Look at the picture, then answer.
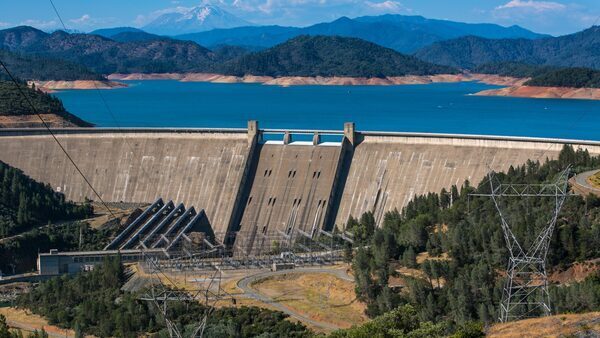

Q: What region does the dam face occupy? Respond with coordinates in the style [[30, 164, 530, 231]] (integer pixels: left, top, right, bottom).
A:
[[0, 130, 250, 235], [1, 125, 600, 247], [334, 134, 598, 227]]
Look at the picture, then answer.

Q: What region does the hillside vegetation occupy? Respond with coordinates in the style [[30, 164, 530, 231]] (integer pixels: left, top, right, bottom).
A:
[[345, 145, 600, 323], [415, 26, 600, 69], [473, 62, 600, 88], [0, 81, 92, 126], [472, 62, 560, 78], [0, 160, 99, 273], [525, 67, 600, 88], [0, 49, 104, 81], [219, 35, 457, 78], [0, 160, 92, 238]]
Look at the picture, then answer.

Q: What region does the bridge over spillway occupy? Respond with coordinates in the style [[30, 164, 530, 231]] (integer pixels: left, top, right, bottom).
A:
[[1, 122, 600, 249]]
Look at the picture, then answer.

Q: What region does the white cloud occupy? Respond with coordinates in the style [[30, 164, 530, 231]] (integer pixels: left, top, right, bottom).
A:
[[65, 14, 116, 30], [495, 0, 566, 12], [258, 0, 276, 14], [491, 0, 596, 35], [70, 14, 91, 24], [0, 22, 10, 28], [20, 19, 58, 29], [134, 5, 196, 25], [365, 1, 404, 13]]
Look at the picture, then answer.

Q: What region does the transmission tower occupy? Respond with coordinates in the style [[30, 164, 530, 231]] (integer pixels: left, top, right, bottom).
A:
[[471, 167, 571, 322], [140, 242, 227, 338]]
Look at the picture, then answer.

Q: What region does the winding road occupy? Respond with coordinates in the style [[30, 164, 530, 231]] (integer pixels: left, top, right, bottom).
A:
[[572, 169, 600, 195], [236, 266, 353, 331]]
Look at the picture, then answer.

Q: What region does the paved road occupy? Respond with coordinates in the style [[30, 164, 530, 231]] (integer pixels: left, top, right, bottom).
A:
[[573, 169, 600, 193], [236, 266, 353, 331]]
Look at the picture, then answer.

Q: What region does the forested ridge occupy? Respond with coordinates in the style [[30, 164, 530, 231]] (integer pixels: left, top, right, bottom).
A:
[[345, 145, 600, 324], [473, 62, 560, 78], [0, 49, 105, 81], [525, 67, 600, 88], [0, 81, 92, 126], [0, 26, 218, 74], [415, 26, 600, 70], [219, 35, 458, 78], [473, 62, 600, 88]]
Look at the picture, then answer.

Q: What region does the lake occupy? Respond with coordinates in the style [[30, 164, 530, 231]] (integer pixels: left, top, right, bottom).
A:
[[54, 80, 600, 141]]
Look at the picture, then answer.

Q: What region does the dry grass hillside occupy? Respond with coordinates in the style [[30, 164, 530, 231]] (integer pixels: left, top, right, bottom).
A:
[[487, 312, 600, 337], [589, 171, 600, 189]]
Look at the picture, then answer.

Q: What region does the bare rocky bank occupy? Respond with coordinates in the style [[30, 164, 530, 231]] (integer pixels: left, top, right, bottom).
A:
[[31, 80, 127, 92], [108, 73, 474, 86], [475, 85, 600, 100]]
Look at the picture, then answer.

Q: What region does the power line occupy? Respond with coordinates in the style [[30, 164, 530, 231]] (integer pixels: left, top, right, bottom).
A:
[[0, 60, 117, 219], [48, 0, 156, 187], [48, 0, 67, 31]]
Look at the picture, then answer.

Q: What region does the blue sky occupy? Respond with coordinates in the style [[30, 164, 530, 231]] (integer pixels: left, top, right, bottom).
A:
[[1, 0, 599, 35]]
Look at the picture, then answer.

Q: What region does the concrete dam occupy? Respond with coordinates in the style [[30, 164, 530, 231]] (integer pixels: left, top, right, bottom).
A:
[[2, 123, 600, 249]]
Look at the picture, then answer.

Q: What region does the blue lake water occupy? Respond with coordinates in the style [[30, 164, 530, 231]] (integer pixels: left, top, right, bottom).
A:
[[54, 80, 600, 140]]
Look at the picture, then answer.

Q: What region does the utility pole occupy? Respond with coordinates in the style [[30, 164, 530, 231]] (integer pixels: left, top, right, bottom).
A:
[[471, 167, 571, 322]]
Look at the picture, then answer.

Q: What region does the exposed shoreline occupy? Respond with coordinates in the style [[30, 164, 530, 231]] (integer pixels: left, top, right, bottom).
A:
[[108, 72, 533, 88], [30, 80, 127, 93], [108, 72, 476, 86], [474, 85, 600, 100]]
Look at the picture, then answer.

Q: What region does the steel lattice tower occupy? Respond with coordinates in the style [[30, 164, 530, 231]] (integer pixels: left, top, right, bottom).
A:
[[140, 245, 227, 338], [472, 167, 571, 322]]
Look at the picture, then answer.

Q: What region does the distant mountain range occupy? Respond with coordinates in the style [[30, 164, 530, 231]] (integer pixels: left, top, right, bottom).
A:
[[0, 26, 218, 74], [1, 16, 598, 80], [176, 14, 546, 53], [415, 26, 600, 69], [90, 27, 145, 37], [217, 35, 457, 77], [0, 26, 456, 78], [90, 27, 167, 42], [143, 5, 252, 35]]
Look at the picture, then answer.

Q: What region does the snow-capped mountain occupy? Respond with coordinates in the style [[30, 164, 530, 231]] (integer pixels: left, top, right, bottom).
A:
[[143, 5, 252, 35]]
